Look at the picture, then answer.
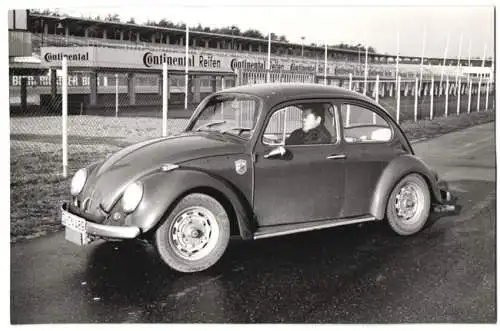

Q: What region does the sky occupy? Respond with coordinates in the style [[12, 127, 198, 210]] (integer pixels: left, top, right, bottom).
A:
[[32, 1, 496, 58]]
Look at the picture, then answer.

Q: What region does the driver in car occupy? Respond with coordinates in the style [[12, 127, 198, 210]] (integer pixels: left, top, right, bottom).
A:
[[285, 107, 332, 145]]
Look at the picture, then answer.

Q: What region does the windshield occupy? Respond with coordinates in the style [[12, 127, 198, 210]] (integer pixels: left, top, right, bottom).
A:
[[188, 94, 261, 140]]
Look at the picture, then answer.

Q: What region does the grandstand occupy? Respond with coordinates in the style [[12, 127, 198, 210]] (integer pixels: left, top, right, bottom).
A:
[[9, 10, 494, 116]]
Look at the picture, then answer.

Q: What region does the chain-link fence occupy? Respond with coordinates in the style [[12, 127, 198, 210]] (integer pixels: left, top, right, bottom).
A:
[[10, 61, 495, 178], [10, 67, 240, 174], [340, 75, 494, 123], [236, 69, 316, 85]]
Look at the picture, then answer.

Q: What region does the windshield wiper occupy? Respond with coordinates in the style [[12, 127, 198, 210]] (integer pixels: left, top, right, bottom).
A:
[[219, 129, 252, 141], [220, 127, 252, 134], [196, 120, 226, 131]]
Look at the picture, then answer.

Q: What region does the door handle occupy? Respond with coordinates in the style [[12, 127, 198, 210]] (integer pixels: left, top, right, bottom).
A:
[[326, 154, 346, 160]]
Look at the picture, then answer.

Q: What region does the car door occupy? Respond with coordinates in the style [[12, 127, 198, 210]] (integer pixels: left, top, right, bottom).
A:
[[336, 99, 407, 217], [252, 100, 346, 227]]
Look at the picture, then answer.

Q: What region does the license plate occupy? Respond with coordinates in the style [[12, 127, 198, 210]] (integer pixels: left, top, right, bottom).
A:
[[62, 209, 90, 246]]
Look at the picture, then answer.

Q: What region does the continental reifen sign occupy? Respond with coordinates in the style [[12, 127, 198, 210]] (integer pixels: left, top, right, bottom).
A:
[[41, 46, 335, 74], [42, 47, 96, 67]]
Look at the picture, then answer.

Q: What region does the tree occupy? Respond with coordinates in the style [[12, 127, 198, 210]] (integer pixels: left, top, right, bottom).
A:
[[191, 23, 203, 31], [242, 29, 264, 39], [278, 35, 288, 43], [127, 17, 136, 24], [267, 32, 278, 41], [326, 42, 376, 53], [217, 26, 241, 35], [155, 19, 175, 28]]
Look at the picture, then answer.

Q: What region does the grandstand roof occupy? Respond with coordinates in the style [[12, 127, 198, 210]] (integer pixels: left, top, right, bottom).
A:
[[29, 13, 380, 56], [24, 12, 494, 69]]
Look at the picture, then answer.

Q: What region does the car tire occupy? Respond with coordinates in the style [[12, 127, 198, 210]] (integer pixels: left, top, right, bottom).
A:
[[154, 193, 230, 273], [386, 173, 431, 236]]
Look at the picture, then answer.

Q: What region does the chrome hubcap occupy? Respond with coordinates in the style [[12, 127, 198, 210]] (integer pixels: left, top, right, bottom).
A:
[[171, 207, 219, 261], [395, 183, 422, 223]]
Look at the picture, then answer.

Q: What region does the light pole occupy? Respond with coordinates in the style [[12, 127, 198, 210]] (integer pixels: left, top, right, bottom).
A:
[[358, 46, 361, 66], [231, 25, 237, 50], [40, 18, 45, 47], [56, 22, 65, 45], [357, 45, 362, 76], [301, 36, 305, 57]]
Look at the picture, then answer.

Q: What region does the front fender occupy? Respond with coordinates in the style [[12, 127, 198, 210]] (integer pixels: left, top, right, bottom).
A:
[[370, 155, 443, 219], [125, 168, 255, 240]]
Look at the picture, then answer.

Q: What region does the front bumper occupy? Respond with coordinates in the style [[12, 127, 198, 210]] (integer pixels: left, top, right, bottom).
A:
[[61, 202, 140, 243], [433, 186, 457, 214]]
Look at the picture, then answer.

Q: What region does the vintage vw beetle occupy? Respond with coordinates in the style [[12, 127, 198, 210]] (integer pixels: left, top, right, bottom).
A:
[[61, 84, 455, 273]]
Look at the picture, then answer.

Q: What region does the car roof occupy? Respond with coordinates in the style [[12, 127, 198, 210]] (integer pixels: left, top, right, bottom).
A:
[[217, 83, 385, 113]]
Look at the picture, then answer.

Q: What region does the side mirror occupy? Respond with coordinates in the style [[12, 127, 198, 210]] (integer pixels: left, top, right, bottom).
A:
[[264, 146, 287, 159]]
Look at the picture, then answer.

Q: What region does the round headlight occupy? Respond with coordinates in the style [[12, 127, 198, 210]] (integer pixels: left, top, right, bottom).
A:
[[70, 168, 87, 196], [122, 182, 144, 213]]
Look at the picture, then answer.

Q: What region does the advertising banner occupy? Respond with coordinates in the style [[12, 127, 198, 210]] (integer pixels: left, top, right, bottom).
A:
[[41, 46, 337, 75]]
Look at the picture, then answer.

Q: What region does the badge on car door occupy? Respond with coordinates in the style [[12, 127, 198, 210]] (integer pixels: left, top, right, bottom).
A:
[[234, 159, 247, 175]]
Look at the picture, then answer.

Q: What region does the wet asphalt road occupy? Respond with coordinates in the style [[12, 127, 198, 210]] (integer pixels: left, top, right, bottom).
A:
[[11, 123, 496, 323]]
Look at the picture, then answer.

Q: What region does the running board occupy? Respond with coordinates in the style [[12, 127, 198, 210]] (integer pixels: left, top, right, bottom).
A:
[[253, 215, 376, 240]]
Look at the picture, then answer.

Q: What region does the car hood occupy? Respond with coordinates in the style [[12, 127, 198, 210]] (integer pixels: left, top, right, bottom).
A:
[[81, 132, 246, 213]]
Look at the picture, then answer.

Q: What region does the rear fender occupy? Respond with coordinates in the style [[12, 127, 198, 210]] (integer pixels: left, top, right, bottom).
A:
[[370, 155, 444, 219], [125, 168, 255, 240]]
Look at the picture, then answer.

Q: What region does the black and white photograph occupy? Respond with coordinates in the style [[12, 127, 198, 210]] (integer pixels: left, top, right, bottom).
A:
[[6, 0, 497, 325]]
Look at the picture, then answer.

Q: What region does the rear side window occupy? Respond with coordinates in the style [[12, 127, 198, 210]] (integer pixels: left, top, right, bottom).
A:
[[340, 103, 392, 143]]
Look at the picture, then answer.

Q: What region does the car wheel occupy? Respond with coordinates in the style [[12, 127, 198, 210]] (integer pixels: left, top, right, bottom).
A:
[[154, 193, 230, 273], [386, 173, 431, 236]]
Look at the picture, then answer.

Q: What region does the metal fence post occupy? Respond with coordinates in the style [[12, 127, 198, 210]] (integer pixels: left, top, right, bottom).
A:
[[467, 77, 472, 114], [477, 77, 482, 111], [324, 49, 327, 86], [457, 78, 462, 116], [115, 73, 119, 117], [346, 73, 353, 127], [396, 76, 401, 124], [221, 76, 226, 117], [445, 76, 449, 117], [373, 75, 379, 124], [414, 77, 418, 122], [485, 79, 490, 111], [162, 62, 168, 137], [184, 27, 189, 110], [430, 76, 434, 120], [62, 57, 68, 178]]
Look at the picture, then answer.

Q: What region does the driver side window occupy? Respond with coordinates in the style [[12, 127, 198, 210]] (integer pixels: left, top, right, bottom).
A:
[[263, 102, 338, 146], [340, 103, 392, 143]]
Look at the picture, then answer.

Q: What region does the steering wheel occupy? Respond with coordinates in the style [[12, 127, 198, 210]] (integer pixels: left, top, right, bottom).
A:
[[263, 135, 284, 145]]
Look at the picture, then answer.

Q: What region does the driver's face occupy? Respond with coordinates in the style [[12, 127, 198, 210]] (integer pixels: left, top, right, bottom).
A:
[[302, 109, 321, 132]]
